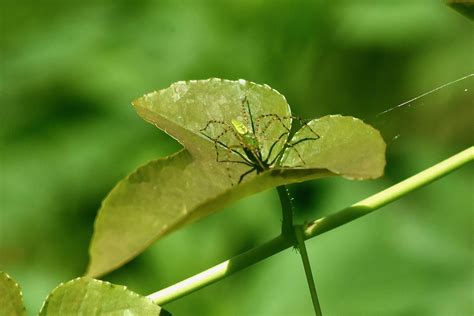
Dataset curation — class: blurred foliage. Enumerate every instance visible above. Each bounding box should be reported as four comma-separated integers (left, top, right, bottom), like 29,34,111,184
1,1,472,315
447,0,474,20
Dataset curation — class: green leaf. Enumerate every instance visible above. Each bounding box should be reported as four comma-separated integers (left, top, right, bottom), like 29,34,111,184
87,79,386,277
39,277,168,316
282,115,385,179
133,79,292,163
0,271,26,316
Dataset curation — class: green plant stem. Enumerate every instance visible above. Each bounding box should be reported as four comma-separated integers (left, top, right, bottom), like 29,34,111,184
148,146,473,305
276,186,294,238
295,225,322,316
277,185,322,315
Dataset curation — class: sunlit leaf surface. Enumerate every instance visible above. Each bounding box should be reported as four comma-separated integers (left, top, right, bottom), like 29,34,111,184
282,115,386,179
0,271,26,316
87,79,386,277
39,277,167,316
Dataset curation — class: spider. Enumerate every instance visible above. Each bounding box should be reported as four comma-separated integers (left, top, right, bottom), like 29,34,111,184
200,97,319,184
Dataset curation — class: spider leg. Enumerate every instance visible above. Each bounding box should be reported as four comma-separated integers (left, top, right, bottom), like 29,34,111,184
268,136,319,167
288,136,320,147
290,116,320,139
283,136,322,166
239,96,250,131
218,144,254,166
258,114,320,140
201,131,247,162
268,146,286,166
200,114,262,186
215,132,257,186
254,114,320,139
264,131,291,164
254,114,291,163
200,121,252,164
199,119,228,132
283,144,306,167
238,167,257,184
218,159,254,166
244,97,257,135
255,114,291,136
277,115,320,165
214,130,253,165
217,143,254,186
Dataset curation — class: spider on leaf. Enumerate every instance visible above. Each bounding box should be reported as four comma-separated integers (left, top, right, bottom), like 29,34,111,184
199,96,320,184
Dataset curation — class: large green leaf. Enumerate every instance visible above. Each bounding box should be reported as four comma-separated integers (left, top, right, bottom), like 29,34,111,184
87,79,385,277
0,271,26,316
39,277,168,315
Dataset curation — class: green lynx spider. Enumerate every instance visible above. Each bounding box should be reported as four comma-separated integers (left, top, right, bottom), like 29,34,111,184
200,97,320,184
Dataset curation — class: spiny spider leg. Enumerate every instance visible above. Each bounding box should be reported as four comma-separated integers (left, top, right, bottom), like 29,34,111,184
267,116,320,166
239,96,250,131
200,119,227,132
200,120,253,164
288,136,320,147
218,144,256,166
257,114,320,141
238,167,257,184
254,114,291,164
283,143,306,166
241,96,265,162
219,143,256,186
213,128,253,165
268,144,287,166
200,130,250,163
242,96,257,135
276,136,321,167
291,117,320,139
268,136,317,166
264,131,291,165
255,114,291,136
255,115,318,163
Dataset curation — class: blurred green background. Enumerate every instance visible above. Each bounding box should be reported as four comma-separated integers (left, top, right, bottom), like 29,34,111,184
1,1,472,315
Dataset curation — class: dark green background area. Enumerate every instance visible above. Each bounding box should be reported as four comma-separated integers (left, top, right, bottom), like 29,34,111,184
1,1,472,315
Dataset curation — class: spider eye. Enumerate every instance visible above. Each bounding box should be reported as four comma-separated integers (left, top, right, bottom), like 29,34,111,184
231,119,248,135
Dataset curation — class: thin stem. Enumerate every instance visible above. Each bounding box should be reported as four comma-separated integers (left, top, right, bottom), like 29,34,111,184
304,146,473,239
148,146,473,305
276,185,294,238
277,185,322,315
295,225,322,316
147,235,291,304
